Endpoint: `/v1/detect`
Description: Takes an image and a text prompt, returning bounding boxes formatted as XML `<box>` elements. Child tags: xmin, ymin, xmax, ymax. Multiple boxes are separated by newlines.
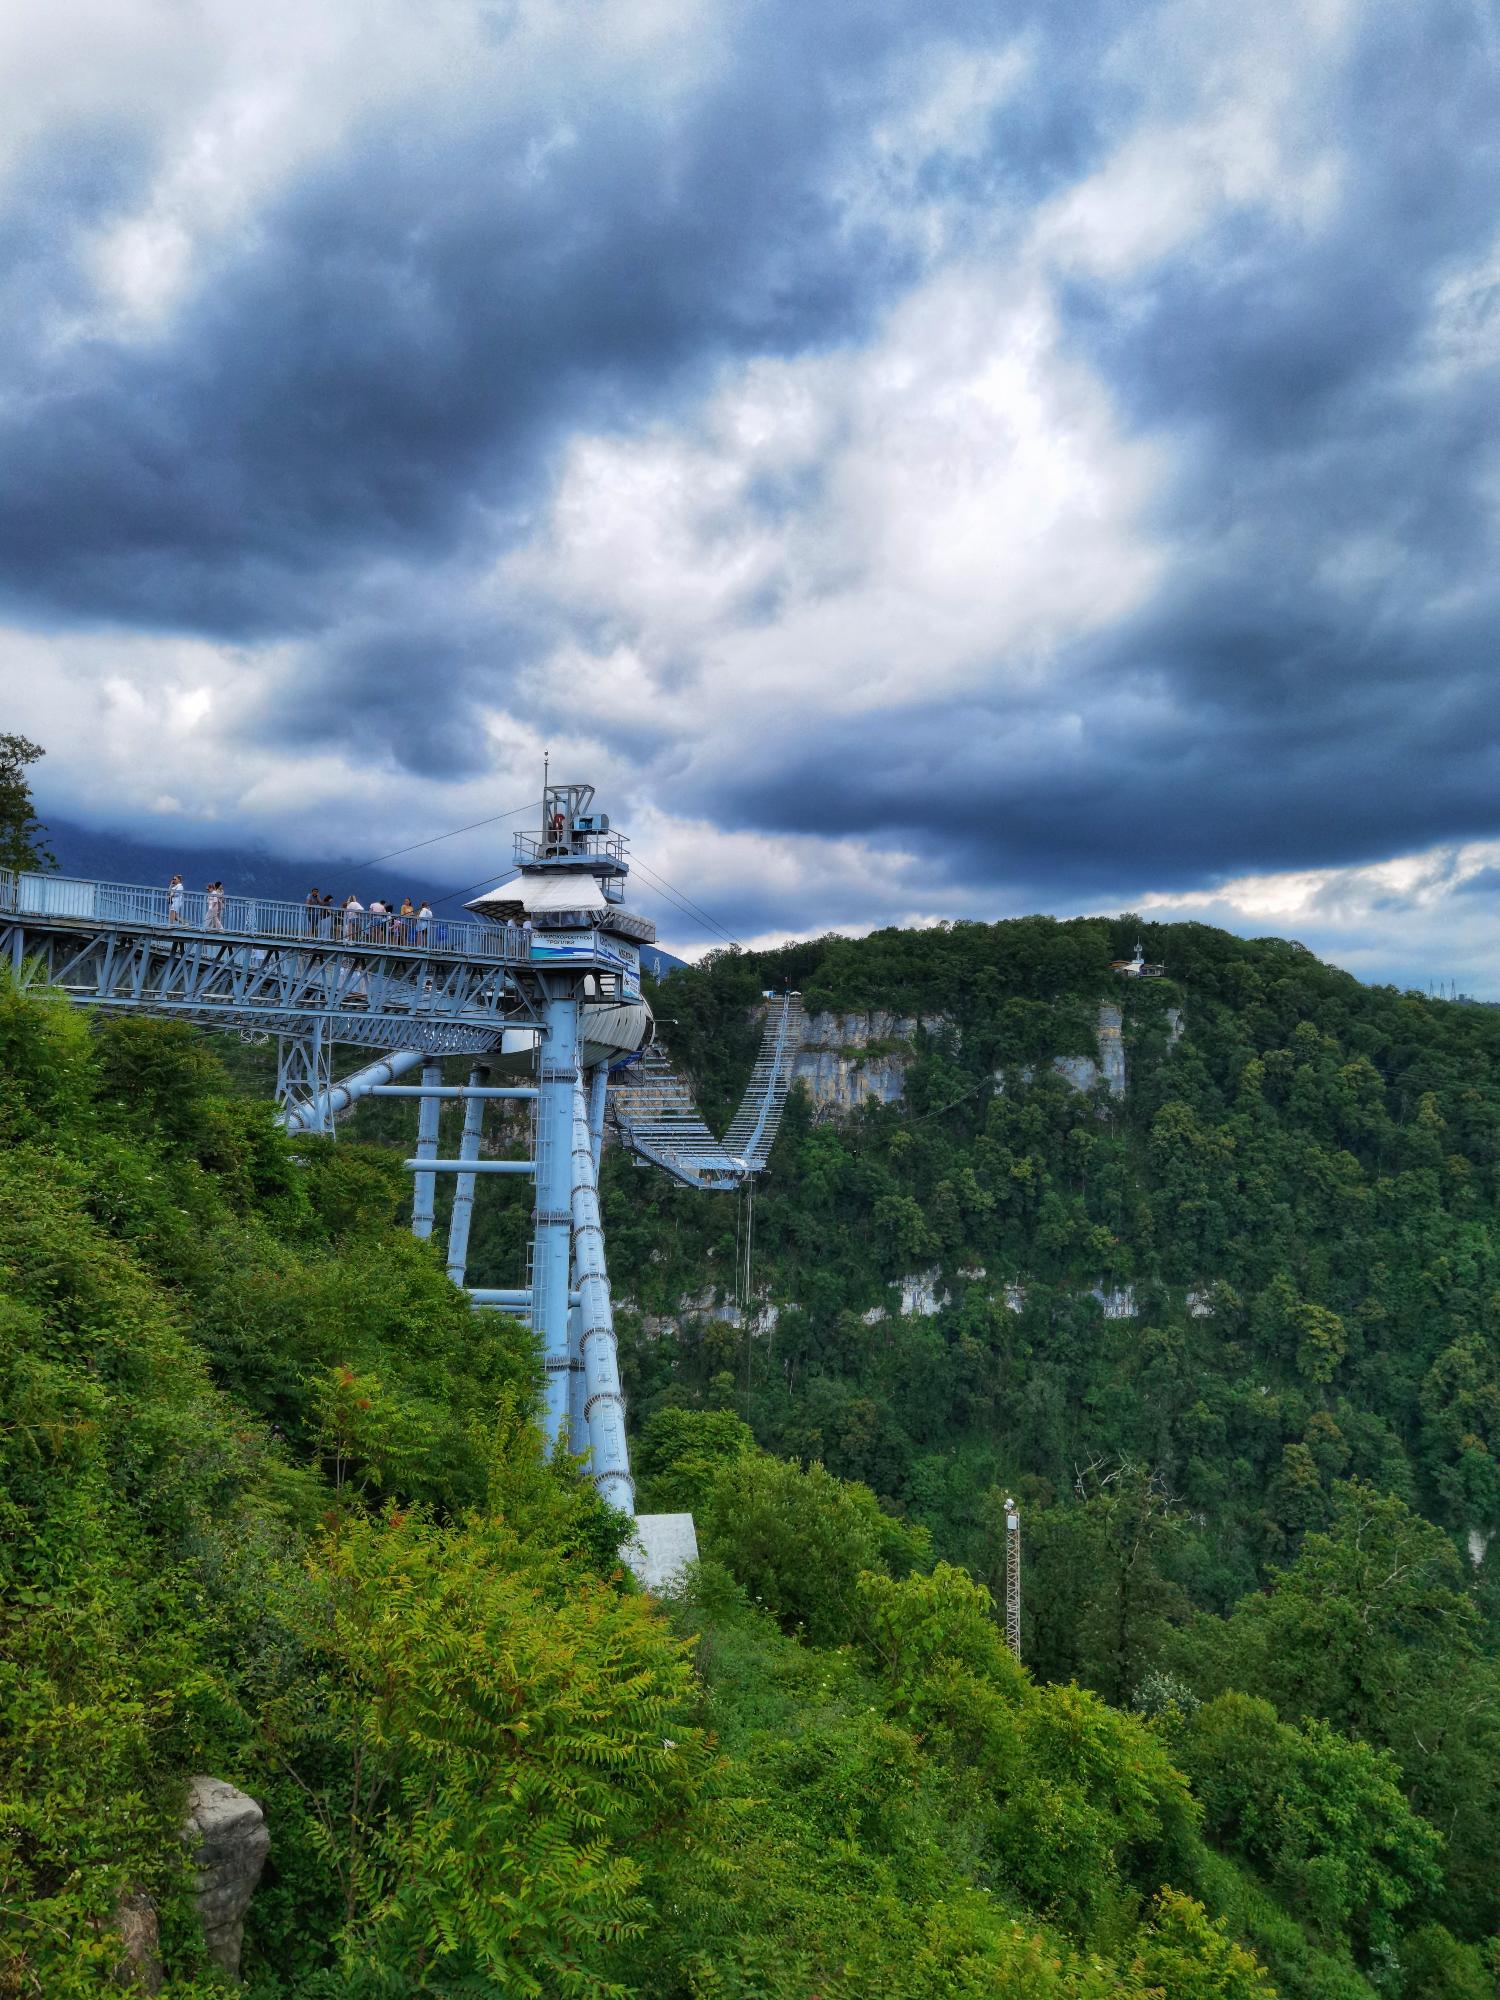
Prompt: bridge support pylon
<box><xmin>445</xmin><ymin>1064</ymin><xmax>490</xmax><ymax>1285</ymax></box>
<box><xmin>570</xmin><ymin>1070</ymin><xmax>633</xmax><ymax>1512</ymax></box>
<box><xmin>410</xmin><ymin>1058</ymin><xmax>443</xmax><ymax>1238</ymax></box>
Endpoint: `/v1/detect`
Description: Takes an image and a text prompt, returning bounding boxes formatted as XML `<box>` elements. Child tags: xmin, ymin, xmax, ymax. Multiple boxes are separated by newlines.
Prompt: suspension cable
<box><xmin>352</xmin><ymin>800</ymin><xmax>541</xmax><ymax>871</ymax></box>
<box><xmin>630</xmin><ymin>855</ymin><xmax>739</xmax><ymax>946</ymax></box>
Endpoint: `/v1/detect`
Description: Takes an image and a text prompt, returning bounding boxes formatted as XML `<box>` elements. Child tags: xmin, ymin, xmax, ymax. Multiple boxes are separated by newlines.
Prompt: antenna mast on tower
<box><xmin>1003</xmin><ymin>1496</ymin><xmax>1022</xmax><ymax>1660</ymax></box>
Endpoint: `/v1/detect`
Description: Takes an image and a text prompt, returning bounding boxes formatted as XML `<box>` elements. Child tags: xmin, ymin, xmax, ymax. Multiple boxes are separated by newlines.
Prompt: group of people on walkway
<box><xmin>159</xmin><ymin>873</ymin><xmax>478</xmax><ymax>948</ymax></box>
<box><xmin>166</xmin><ymin>875</ymin><xmax>227</xmax><ymax>928</ymax></box>
<box><xmin>303</xmin><ymin>889</ymin><xmax>435</xmax><ymax>944</ymax></box>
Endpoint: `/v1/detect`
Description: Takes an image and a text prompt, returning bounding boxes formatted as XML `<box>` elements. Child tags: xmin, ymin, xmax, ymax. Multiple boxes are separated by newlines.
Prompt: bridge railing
<box><xmin>0</xmin><ymin>869</ymin><xmax>527</xmax><ymax>962</ymax></box>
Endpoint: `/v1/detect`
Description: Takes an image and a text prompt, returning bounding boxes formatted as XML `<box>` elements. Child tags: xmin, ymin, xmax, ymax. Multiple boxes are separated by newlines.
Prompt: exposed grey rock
<box><xmin>993</xmin><ymin>1003</ymin><xmax>1126</xmax><ymax>1103</ymax></box>
<box><xmin>899</xmin><ymin>1269</ymin><xmax>949</xmax><ymax>1317</ymax></box>
<box><xmin>1468</xmin><ymin>1527</ymin><xmax>1490</xmax><ymax>1568</ymax></box>
<box><xmin>789</xmin><ymin>1009</ymin><xmax>944</xmax><ymax>1118</ymax></box>
<box><xmin>1089</xmin><ymin>1284</ymin><xmax>1137</xmax><ymax>1320</ymax></box>
<box><xmin>1052</xmin><ymin>1054</ymin><xmax>1101</xmax><ymax>1092</ymax></box>
<box><xmin>1003</xmin><ymin>1283</ymin><xmax>1026</xmax><ymax>1314</ymax></box>
<box><xmin>1096</xmin><ymin>1004</ymin><xmax>1126</xmax><ymax>1098</ymax></box>
<box><xmin>794</xmin><ymin>998</ymin><xmax>1132</xmax><ymax>1118</ymax></box>
<box><xmin>1166</xmin><ymin>1006</ymin><xmax>1185</xmax><ymax>1047</ymax></box>
<box><xmin>183</xmin><ymin>1776</ymin><xmax>269</xmax><ymax>1981</ymax></box>
<box><xmin>1187</xmin><ymin>1287</ymin><xmax>1215</xmax><ymax>1318</ymax></box>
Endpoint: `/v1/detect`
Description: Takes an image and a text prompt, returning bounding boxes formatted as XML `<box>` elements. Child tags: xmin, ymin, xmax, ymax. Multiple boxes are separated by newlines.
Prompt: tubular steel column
<box><xmin>533</xmin><ymin>993</ymin><xmax>581</xmax><ymax>1450</ymax></box>
<box><xmin>567</xmin><ymin>1301</ymin><xmax>586</xmax><ymax>1452</ymax></box>
<box><xmin>410</xmin><ymin>1059</ymin><xmax>443</xmax><ymax>1240</ymax></box>
<box><xmin>571</xmin><ymin>1060</ymin><xmax>606</xmax><ymax>1453</ymax></box>
<box><xmin>279</xmin><ymin>1046</ymin><xmax>427</xmax><ymax>1133</ymax></box>
<box><xmin>444</xmin><ymin>1063</ymin><xmax>490</xmax><ymax>1285</ymax></box>
<box><xmin>587</xmin><ymin>1061</ymin><xmax>608</xmax><ymax>1178</ymax></box>
<box><xmin>570</xmin><ymin>1073</ymin><xmax>634</xmax><ymax>1511</ymax></box>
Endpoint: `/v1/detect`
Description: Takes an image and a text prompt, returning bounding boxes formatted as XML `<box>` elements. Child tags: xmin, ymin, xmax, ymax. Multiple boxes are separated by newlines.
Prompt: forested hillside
<box><xmin>3</xmin><ymin>907</ymin><xmax>1498</xmax><ymax>1994</ymax></box>
<box><xmin>604</xmin><ymin>915</ymin><xmax>1500</xmax><ymax>1992</ymax></box>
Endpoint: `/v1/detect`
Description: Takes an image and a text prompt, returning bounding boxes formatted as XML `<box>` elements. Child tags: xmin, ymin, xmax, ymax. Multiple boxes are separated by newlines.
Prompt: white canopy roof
<box><xmin>467</xmin><ymin>870</ymin><xmax>607</xmax><ymax>916</ymax></box>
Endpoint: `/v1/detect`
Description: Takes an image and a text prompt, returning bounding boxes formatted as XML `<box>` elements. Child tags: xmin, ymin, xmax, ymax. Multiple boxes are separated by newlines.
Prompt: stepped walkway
<box><xmin>610</xmin><ymin>993</ymin><xmax>804</xmax><ymax>1189</ymax></box>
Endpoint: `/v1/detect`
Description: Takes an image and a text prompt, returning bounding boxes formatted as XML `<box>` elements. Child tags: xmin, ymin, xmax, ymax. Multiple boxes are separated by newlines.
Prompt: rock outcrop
<box><xmin>183</xmin><ymin>1776</ymin><xmax>269</xmax><ymax>1981</ymax></box>
<box><xmin>783</xmin><ymin>996</ymin><xmax>1172</xmax><ymax>1119</ymax></box>
<box><xmin>791</xmin><ymin>1011</ymin><xmax>943</xmax><ymax>1118</ymax></box>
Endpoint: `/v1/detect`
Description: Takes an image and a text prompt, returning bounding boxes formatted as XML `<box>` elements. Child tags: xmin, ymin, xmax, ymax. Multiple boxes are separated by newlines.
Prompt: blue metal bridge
<box><xmin>0</xmin><ymin>789</ymin><xmax>805</xmax><ymax>1527</ymax></box>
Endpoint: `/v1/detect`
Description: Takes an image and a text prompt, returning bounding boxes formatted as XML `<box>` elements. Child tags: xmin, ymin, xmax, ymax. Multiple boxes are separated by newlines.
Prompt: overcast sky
<box><xmin>4</xmin><ymin>0</ymin><xmax>1500</xmax><ymax>989</ymax></box>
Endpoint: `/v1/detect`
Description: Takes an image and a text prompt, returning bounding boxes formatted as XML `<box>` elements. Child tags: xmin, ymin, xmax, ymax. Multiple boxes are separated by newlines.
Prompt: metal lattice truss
<box><xmin>610</xmin><ymin>994</ymin><xmax>804</xmax><ymax>1189</ymax></box>
<box><xmin>1</xmin><ymin>918</ymin><xmax>534</xmax><ymax>1057</ymax></box>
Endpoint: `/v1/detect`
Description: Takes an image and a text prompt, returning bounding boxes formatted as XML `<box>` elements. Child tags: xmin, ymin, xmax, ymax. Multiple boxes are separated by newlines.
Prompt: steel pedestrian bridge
<box><xmin>1</xmin><ymin>797</ymin><xmax>805</xmax><ymax>1526</ymax></box>
<box><xmin>0</xmin><ymin>859</ymin><xmax>804</xmax><ymax>1187</ymax></box>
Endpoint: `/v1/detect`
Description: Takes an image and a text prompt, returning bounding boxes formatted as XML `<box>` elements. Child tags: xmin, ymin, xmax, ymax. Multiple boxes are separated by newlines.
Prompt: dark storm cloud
<box><xmin>708</xmin><ymin>584</ymin><xmax>1500</xmax><ymax>903</ymax></box>
<box><xmin>0</xmin><ymin>102</ymin><xmax>887</xmax><ymax>634</ymax></box>
<box><xmin>690</xmin><ymin>3</ymin><xmax>1500</xmax><ymax>905</ymax></box>
<box><xmin>13</xmin><ymin>0</ymin><xmax>1500</xmax><ymax>939</ymax></box>
<box><xmin>0</xmin><ymin>1</ymin><xmax>1115</xmax><ymax>636</ymax></box>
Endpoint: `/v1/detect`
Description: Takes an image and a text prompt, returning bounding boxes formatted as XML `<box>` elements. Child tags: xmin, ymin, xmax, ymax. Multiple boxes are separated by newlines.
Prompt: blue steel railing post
<box><xmin>410</xmin><ymin>1058</ymin><xmax>443</xmax><ymax>1238</ymax></box>
<box><xmin>533</xmin><ymin>993</ymin><xmax>580</xmax><ymax>1450</ymax></box>
<box><xmin>445</xmin><ymin>1063</ymin><xmax>490</xmax><ymax>1286</ymax></box>
<box><xmin>570</xmin><ymin>1073</ymin><xmax>633</xmax><ymax>1511</ymax></box>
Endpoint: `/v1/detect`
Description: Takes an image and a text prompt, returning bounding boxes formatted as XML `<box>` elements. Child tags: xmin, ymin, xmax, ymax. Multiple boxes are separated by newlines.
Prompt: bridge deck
<box><xmin>0</xmin><ymin>866</ymin><xmax>538</xmax><ymax>1054</ymax></box>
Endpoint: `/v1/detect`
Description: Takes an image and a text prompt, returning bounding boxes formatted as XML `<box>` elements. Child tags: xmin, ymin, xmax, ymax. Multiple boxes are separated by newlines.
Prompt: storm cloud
<box><xmin>4</xmin><ymin>0</ymin><xmax>1500</xmax><ymax>988</ymax></box>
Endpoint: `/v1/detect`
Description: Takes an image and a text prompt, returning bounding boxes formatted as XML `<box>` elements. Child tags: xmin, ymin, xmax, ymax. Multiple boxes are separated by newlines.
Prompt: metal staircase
<box><xmin>610</xmin><ymin>992</ymin><xmax>804</xmax><ymax>1189</ymax></box>
<box><xmin>723</xmin><ymin>991</ymin><xmax>802</xmax><ymax>1171</ymax></box>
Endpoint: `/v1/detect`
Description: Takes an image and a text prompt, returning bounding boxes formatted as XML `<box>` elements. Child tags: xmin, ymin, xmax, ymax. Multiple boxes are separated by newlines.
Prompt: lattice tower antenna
<box><xmin>1003</xmin><ymin>1496</ymin><xmax>1022</xmax><ymax>1660</ymax></box>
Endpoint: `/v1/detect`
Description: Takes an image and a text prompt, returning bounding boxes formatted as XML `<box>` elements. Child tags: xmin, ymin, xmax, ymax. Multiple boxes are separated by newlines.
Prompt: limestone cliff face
<box><xmin>772</xmin><ymin>996</ymin><xmax>1177</xmax><ymax>1118</ymax></box>
<box><xmin>791</xmin><ymin>1011</ymin><xmax>943</xmax><ymax>1119</ymax></box>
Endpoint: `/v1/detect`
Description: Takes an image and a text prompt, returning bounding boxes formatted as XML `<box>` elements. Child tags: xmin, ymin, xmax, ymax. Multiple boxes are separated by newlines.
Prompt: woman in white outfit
<box><xmin>167</xmin><ymin>875</ymin><xmax>184</xmax><ymax>925</ymax></box>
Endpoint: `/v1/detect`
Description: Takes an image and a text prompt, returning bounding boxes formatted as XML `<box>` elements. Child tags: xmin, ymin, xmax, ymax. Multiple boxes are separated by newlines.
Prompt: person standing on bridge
<box><xmin>304</xmin><ymin>888</ymin><xmax>321</xmax><ymax>935</ymax></box>
<box><xmin>205</xmin><ymin>881</ymin><xmax>225</xmax><ymax>931</ymax></box>
<box><xmin>167</xmin><ymin>875</ymin><xmax>184</xmax><ymax>925</ymax></box>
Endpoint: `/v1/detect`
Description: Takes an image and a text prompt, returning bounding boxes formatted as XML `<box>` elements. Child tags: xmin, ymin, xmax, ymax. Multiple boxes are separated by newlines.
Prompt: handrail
<box><xmin>0</xmin><ymin>867</ymin><xmax>526</xmax><ymax>963</ymax></box>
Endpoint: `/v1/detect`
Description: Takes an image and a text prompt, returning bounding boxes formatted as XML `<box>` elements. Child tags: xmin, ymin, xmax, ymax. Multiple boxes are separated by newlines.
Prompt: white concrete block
<box><xmin>628</xmin><ymin>1512</ymin><xmax>699</xmax><ymax>1594</ymax></box>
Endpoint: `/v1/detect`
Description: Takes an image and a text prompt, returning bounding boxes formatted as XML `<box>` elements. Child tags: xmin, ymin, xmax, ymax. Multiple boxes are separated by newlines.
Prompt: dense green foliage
<box><xmin>4</xmin><ymin>900</ymin><xmax>1500</xmax><ymax>1995</ymax></box>
<box><xmin>599</xmin><ymin>916</ymin><xmax>1500</xmax><ymax>1990</ymax></box>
